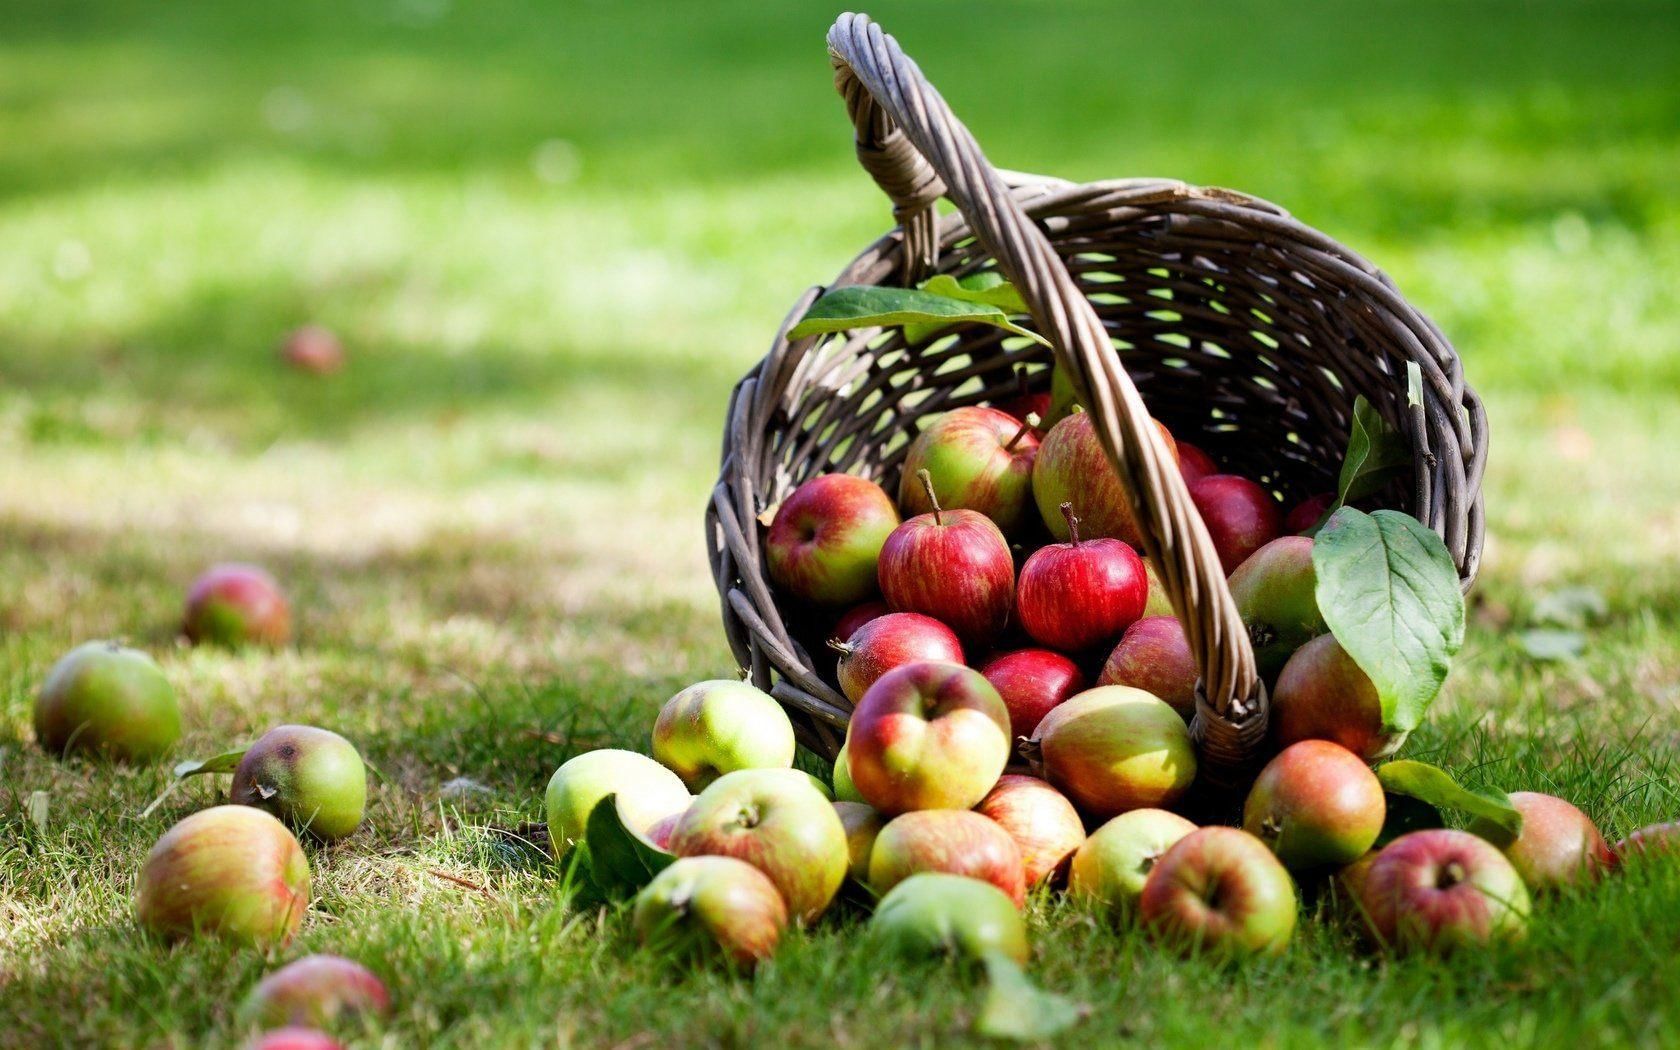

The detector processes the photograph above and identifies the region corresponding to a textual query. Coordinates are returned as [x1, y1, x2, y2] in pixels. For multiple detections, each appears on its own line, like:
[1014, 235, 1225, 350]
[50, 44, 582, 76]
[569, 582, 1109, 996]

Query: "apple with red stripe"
[1468, 791, 1613, 892]
[1140, 826, 1298, 957]
[977, 774, 1086, 887]
[1356, 829, 1530, 953]
[1016, 503, 1147, 654]
[878, 471, 1015, 647]
[898, 406, 1040, 534]
[1031, 410, 1179, 547]
[831, 612, 963, 706]
[1099, 616, 1197, 722]
[766, 474, 900, 606]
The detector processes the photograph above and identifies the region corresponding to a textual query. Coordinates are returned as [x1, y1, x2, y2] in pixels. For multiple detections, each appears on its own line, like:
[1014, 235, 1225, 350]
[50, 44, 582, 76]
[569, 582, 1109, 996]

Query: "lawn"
[3, 0, 1679, 1045]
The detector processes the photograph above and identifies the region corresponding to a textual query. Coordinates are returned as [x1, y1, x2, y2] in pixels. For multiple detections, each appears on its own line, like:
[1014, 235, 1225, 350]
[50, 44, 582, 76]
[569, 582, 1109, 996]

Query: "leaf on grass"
[1530, 587, 1607, 629]
[976, 951, 1083, 1041]
[790, 285, 1049, 348]
[1515, 628, 1586, 662]
[172, 749, 249, 779]
[581, 793, 676, 900]
[1333, 396, 1411, 508]
[1314, 508, 1466, 733]
[1377, 760, 1523, 847]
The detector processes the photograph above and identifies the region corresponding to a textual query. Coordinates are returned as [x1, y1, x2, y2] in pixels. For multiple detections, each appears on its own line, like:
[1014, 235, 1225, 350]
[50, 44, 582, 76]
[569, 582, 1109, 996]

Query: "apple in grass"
[979, 648, 1086, 743]
[834, 801, 885, 883]
[976, 775, 1086, 886]
[633, 855, 787, 969]
[1029, 686, 1196, 820]
[869, 809, 1026, 906]
[766, 474, 900, 606]
[279, 324, 345, 375]
[1139, 827, 1298, 957]
[1242, 740, 1385, 870]
[1016, 503, 1147, 653]
[184, 563, 291, 647]
[1031, 411, 1179, 547]
[135, 806, 310, 946]
[1188, 474, 1282, 573]
[242, 954, 390, 1028]
[545, 749, 691, 853]
[651, 679, 796, 790]
[845, 661, 1012, 815]
[831, 612, 964, 705]
[1098, 616, 1197, 722]
[1614, 822, 1680, 863]
[247, 1029, 343, 1050]
[33, 640, 180, 762]
[1271, 633, 1402, 761]
[231, 725, 367, 841]
[897, 406, 1040, 534]
[1228, 536, 1327, 678]
[1070, 808, 1197, 914]
[1467, 792, 1613, 892]
[869, 873, 1028, 964]
[1357, 829, 1530, 953]
[878, 472, 1015, 647]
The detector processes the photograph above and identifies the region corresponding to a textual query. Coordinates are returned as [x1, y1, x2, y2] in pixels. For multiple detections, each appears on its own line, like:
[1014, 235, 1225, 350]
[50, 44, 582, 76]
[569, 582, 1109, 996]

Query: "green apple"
[834, 800, 885, 883]
[231, 725, 367, 841]
[33, 641, 180, 762]
[1242, 740, 1384, 870]
[135, 806, 310, 946]
[832, 742, 866, 803]
[1070, 808, 1197, 913]
[1030, 685, 1196, 819]
[651, 679, 795, 791]
[868, 873, 1028, 964]
[633, 855, 787, 969]
[1139, 827, 1297, 957]
[544, 749, 691, 854]
[1227, 536, 1326, 678]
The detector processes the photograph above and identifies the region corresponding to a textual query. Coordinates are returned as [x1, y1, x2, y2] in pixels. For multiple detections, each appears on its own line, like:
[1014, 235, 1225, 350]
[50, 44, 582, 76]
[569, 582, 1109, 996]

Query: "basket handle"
[827, 13, 1266, 781]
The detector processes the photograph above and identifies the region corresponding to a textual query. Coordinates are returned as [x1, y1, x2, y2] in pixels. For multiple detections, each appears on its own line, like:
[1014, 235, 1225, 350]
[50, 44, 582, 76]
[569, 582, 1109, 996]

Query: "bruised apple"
[231, 725, 367, 841]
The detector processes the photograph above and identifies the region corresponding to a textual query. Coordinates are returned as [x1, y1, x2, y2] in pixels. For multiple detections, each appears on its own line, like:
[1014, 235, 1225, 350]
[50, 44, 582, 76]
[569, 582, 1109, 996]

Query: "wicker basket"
[707, 13, 1486, 785]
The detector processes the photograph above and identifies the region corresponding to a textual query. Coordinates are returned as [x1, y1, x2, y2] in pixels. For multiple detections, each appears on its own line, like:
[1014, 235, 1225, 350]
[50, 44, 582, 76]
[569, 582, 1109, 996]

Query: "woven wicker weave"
[707, 13, 1486, 784]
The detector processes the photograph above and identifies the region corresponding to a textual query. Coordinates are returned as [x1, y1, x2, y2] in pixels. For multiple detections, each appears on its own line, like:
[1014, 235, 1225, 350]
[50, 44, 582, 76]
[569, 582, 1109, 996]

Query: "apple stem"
[1004, 414, 1037, 452]
[1060, 502, 1082, 546]
[826, 638, 854, 657]
[918, 469, 944, 526]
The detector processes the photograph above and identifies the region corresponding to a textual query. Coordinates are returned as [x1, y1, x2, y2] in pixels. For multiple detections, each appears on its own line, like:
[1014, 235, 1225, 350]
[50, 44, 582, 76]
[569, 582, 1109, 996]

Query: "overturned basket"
[707, 13, 1486, 785]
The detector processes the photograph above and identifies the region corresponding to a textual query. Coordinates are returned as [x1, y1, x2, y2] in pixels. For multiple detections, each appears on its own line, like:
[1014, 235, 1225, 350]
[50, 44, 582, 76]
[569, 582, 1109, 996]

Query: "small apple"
[279, 325, 345, 375]
[632, 855, 787, 969]
[544, 749, 692, 853]
[831, 741, 865, 803]
[1614, 822, 1680, 863]
[1139, 826, 1298, 957]
[1016, 503, 1147, 653]
[246, 1029, 343, 1050]
[1242, 740, 1385, 870]
[833, 600, 890, 643]
[1029, 685, 1196, 819]
[976, 775, 1085, 886]
[1176, 441, 1218, 487]
[765, 474, 900, 606]
[868, 873, 1028, 964]
[135, 806, 310, 946]
[868, 810, 1025, 906]
[1285, 492, 1335, 534]
[1069, 808, 1197, 914]
[1031, 411, 1178, 547]
[184, 563, 291, 647]
[231, 725, 367, 841]
[845, 661, 1011, 814]
[1227, 536, 1327, 678]
[669, 768, 847, 923]
[898, 406, 1040, 533]
[1098, 616, 1197, 722]
[1188, 474, 1282, 574]
[651, 679, 795, 790]
[242, 954, 390, 1027]
[878, 473, 1015, 646]
[832, 612, 964, 705]
[978, 648, 1086, 743]
[33, 640, 180, 762]
[834, 800, 885, 883]
[1467, 791, 1612, 892]
[1357, 829, 1530, 953]
[1271, 634, 1401, 761]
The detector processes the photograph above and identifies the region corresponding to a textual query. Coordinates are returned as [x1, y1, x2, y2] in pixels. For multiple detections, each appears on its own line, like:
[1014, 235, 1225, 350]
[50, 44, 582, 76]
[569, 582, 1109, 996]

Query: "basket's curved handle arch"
[827, 12, 1266, 780]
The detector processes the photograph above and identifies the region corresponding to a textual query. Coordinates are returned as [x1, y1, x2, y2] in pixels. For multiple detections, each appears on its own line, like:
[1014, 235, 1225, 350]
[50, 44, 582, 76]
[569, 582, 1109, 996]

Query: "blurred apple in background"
[279, 325, 345, 375]
[33, 641, 180, 763]
[765, 474, 899, 606]
[184, 563, 292, 647]
[242, 954, 390, 1028]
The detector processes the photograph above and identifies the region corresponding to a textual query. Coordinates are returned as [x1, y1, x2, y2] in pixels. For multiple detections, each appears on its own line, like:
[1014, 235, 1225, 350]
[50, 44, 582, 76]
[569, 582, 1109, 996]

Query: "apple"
[832, 612, 964, 705]
[1227, 536, 1327, 678]
[1069, 808, 1197, 913]
[1029, 686, 1196, 819]
[242, 954, 390, 1027]
[1141, 559, 1175, 618]
[279, 325, 345, 375]
[831, 742, 865, 803]
[669, 768, 847, 923]
[1357, 829, 1530, 953]
[834, 801, 885, 883]
[1098, 616, 1197, 722]
[996, 392, 1051, 430]
[33, 641, 180, 762]
[1242, 740, 1385, 870]
[651, 679, 795, 790]
[845, 661, 1011, 814]
[632, 855, 787, 969]
[1334, 850, 1381, 922]
[1467, 791, 1612, 892]
[976, 775, 1085, 886]
[1031, 411, 1178, 547]
[1176, 441, 1218, 487]
[231, 725, 367, 841]
[978, 648, 1086, 743]
[765, 474, 900, 606]
[183, 563, 291, 647]
[1016, 503, 1147, 652]
[1614, 822, 1680, 863]
[867, 873, 1028, 964]
[1188, 475, 1282, 573]
[1285, 492, 1335, 534]
[869, 810, 1026, 906]
[135, 805, 310, 946]
[247, 1029, 343, 1050]
[833, 600, 890, 643]
[1139, 827, 1298, 957]
[878, 473, 1015, 646]
[897, 406, 1040, 533]
[1271, 634, 1401, 761]
[544, 749, 691, 853]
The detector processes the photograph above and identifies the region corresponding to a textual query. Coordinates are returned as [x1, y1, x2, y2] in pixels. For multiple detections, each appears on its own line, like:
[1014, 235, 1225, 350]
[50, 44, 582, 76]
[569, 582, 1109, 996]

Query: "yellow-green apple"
[878, 474, 1015, 646]
[1285, 492, 1335, 534]
[1141, 559, 1175, 618]
[1029, 686, 1196, 819]
[544, 749, 691, 853]
[1468, 791, 1613, 892]
[766, 474, 900, 606]
[231, 725, 367, 841]
[832, 612, 964, 705]
[1031, 411, 1178, 547]
[1070, 808, 1197, 914]
[651, 679, 795, 790]
[976, 775, 1085, 886]
[868, 873, 1028, 964]
[1243, 740, 1384, 870]
[1139, 826, 1298, 957]
[242, 954, 390, 1027]
[33, 641, 180, 762]
[1614, 822, 1680, 864]
[1227, 536, 1327, 678]
[1098, 616, 1197, 722]
[669, 768, 847, 922]
[834, 800, 886, 883]
[898, 406, 1040, 534]
[831, 741, 865, 803]
[279, 324, 345, 375]
[866, 809, 1024, 906]
[845, 662, 1011, 814]
[1188, 474, 1282, 573]
[978, 648, 1086, 744]
[1016, 504, 1147, 653]
[1176, 440, 1218, 487]
[247, 1029, 343, 1050]
[1271, 634, 1401, 761]
[184, 563, 292, 647]
[632, 855, 787, 969]
[135, 806, 310, 946]
[1357, 829, 1530, 953]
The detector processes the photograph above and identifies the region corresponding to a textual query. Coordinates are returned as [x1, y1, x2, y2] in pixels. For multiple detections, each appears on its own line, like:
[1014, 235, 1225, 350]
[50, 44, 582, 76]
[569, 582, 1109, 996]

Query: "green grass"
[3, 0, 1680, 1045]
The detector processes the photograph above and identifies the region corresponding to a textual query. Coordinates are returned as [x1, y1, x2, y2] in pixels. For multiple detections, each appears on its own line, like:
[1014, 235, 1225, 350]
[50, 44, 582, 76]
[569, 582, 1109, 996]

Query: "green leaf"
[904, 273, 1030, 344]
[1377, 760, 1523, 847]
[1333, 396, 1411, 508]
[976, 951, 1083, 1041]
[171, 749, 248, 779]
[1531, 587, 1607, 629]
[1516, 628, 1587, 662]
[1313, 507, 1466, 733]
[789, 285, 1050, 348]
[581, 793, 676, 900]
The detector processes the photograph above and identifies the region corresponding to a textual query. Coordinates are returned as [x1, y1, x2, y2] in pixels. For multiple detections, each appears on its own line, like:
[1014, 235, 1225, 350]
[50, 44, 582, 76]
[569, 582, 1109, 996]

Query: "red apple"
[1615, 822, 1680, 863]
[834, 801, 885, 883]
[846, 662, 1011, 814]
[242, 954, 390, 1027]
[1098, 616, 1197, 722]
[833, 601, 890, 643]
[1070, 808, 1198, 913]
[1357, 829, 1530, 953]
[1030, 685, 1196, 819]
[279, 325, 345, 375]
[1139, 827, 1298, 957]
[1176, 441, 1218, 487]
[1016, 504, 1147, 653]
[33, 640, 180, 762]
[184, 563, 291, 647]
[976, 775, 1085, 886]
[1188, 474, 1282, 573]
[832, 612, 964, 705]
[978, 648, 1086, 742]
[878, 474, 1015, 646]
[135, 806, 310, 946]
[1031, 411, 1178, 547]
[247, 1029, 343, 1050]
[868, 809, 1026, 907]
[1242, 740, 1385, 870]
[632, 855, 787, 969]
[1227, 536, 1327, 678]
[997, 392, 1051, 430]
[1271, 634, 1401, 761]
[1468, 792, 1612, 892]
[898, 406, 1040, 534]
[1285, 492, 1335, 534]
[765, 474, 900, 606]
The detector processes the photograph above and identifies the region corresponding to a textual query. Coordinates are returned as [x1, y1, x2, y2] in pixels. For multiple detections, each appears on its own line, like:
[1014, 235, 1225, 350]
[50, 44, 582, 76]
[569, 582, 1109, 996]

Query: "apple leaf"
[1376, 760, 1523, 847]
[976, 951, 1084, 1041]
[1334, 396, 1411, 509]
[1313, 507, 1466, 733]
[789, 285, 1050, 348]
[580, 793, 676, 900]
[902, 272, 1032, 345]
[171, 749, 249, 779]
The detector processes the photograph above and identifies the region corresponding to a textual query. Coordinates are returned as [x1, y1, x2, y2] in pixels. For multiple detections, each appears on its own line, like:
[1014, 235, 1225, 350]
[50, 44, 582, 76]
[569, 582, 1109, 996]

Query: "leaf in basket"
[580, 793, 676, 900]
[976, 950, 1084, 1041]
[904, 273, 1030, 344]
[1377, 760, 1524, 847]
[789, 285, 1050, 348]
[1313, 507, 1465, 734]
[1334, 395, 1411, 508]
